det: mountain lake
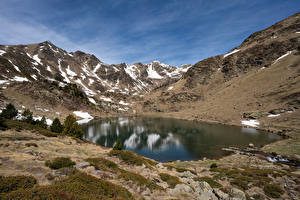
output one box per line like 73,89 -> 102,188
81,117 -> 281,162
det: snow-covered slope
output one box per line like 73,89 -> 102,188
0,41 -> 190,111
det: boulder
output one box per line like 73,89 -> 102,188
229,188 -> 246,200
196,182 -> 218,200
213,188 -> 229,200
173,184 -> 194,194
75,162 -> 90,169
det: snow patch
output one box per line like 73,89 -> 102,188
73,111 -> 93,119
241,120 -> 259,128
31,74 -> 37,80
296,32 -> 300,34
33,116 -> 53,126
147,63 -> 163,79
125,64 -> 138,80
93,63 -> 102,73
74,79 -> 96,96
274,51 -> 292,64
33,55 -> 42,65
267,114 -> 280,118
46,65 -> 52,72
88,97 -> 97,105
168,86 -> 173,91
73,111 -> 94,124
119,100 -> 129,106
224,49 -> 240,58
8,60 -> 21,72
77,118 -> 93,124
66,65 -> 77,77
88,78 -> 94,86
100,97 -> 112,102
0,50 -> 6,56
58,59 -> 70,83
0,80 -> 9,84
11,76 -> 29,82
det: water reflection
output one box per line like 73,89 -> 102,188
81,117 -> 281,162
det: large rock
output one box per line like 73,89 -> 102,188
196,182 -> 218,200
173,184 -> 194,194
75,162 -> 90,169
213,188 -> 229,200
229,188 -> 246,200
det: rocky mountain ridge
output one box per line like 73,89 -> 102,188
0,41 -> 190,115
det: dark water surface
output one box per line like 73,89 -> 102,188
81,117 -> 281,162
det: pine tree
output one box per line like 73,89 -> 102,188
0,103 -> 18,119
50,118 -> 63,133
69,123 -> 83,138
39,116 -> 48,129
62,115 -> 83,138
22,109 -> 33,124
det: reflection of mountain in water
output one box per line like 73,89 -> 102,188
81,117 -> 281,161
83,117 -> 182,151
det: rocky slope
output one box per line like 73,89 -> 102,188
139,12 -> 300,134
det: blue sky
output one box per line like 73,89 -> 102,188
0,0 -> 299,65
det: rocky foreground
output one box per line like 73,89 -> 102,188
0,121 -> 299,200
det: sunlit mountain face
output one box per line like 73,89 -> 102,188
81,117 -> 281,162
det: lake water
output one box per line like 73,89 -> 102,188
81,117 -> 281,162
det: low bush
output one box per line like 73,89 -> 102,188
45,157 -> 76,169
159,173 -> 181,188
210,163 -> 218,169
85,157 -> 118,171
194,176 -> 222,188
1,173 -> 134,200
0,175 -> 37,194
113,138 -> 123,150
109,150 -> 157,167
263,184 -> 284,198
6,120 -> 57,137
163,164 -> 197,175
211,167 -> 281,191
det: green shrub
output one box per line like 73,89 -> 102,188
0,117 -> 8,131
163,164 -> 197,175
210,163 -> 218,169
50,118 -> 64,133
263,184 -> 284,198
63,115 -> 83,138
159,173 -> 181,188
113,138 -> 123,150
109,150 -> 157,167
85,157 -> 118,171
22,109 -> 33,124
0,175 -> 37,193
1,173 -> 133,200
0,103 -> 18,119
6,120 -> 57,137
45,157 -> 76,169
194,176 -> 222,188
